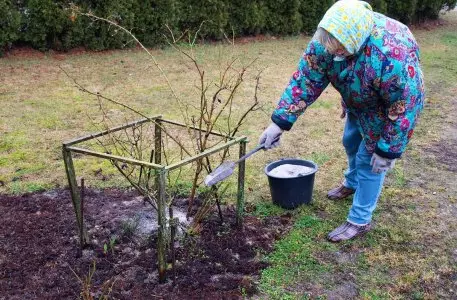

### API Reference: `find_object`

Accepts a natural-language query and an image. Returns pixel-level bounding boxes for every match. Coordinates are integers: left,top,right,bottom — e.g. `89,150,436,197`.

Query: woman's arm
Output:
272,40,331,131
376,51,425,158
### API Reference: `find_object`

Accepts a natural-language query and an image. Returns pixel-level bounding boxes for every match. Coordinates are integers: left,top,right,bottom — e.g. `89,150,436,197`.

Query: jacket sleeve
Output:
271,40,331,131
376,51,425,159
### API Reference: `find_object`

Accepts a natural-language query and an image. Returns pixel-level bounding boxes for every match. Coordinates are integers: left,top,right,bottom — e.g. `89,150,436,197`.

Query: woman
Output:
259,0,425,242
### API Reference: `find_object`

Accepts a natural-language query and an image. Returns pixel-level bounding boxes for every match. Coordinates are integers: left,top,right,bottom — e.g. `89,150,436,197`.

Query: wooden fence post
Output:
62,146,88,247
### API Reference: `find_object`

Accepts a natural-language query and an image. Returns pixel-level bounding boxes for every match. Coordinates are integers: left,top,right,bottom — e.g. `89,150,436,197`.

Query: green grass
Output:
9,181,53,194
252,201,286,218
0,32,335,194
441,32,457,46
1,10,457,299
259,216,333,299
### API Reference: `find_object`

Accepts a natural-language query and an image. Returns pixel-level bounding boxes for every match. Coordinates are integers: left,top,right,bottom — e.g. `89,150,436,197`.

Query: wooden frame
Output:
62,115,247,282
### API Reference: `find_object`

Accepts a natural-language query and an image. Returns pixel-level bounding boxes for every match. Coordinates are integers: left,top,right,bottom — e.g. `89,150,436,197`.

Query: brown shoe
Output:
327,184,355,200
327,222,372,242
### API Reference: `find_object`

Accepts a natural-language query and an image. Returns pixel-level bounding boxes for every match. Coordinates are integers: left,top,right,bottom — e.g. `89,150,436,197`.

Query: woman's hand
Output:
259,123,284,149
370,153,396,174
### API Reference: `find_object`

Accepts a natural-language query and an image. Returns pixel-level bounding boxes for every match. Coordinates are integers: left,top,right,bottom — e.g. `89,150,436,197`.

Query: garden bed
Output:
0,188,292,299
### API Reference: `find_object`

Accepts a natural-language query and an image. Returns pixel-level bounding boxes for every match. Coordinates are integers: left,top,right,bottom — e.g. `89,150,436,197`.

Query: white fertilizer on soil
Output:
268,164,314,178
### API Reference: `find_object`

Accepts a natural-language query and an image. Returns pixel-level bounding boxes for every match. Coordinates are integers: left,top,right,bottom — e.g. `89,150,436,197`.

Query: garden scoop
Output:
204,137,279,186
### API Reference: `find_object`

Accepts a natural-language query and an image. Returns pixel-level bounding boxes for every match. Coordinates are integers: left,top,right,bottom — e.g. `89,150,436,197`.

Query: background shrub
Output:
264,0,303,35
177,0,229,40
300,0,335,34
21,0,68,50
0,0,455,53
0,0,21,53
227,0,268,36
368,0,388,14
415,0,457,21
79,0,137,50
132,0,178,47
367,0,457,23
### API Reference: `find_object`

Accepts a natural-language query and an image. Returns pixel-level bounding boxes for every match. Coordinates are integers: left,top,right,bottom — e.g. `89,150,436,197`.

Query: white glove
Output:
370,153,396,174
259,122,284,149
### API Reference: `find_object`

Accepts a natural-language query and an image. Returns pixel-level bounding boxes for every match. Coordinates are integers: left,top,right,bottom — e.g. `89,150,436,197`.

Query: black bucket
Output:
264,158,318,209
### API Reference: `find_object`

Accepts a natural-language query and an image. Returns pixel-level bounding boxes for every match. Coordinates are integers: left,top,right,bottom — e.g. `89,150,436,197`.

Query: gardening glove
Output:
370,153,396,174
259,122,284,149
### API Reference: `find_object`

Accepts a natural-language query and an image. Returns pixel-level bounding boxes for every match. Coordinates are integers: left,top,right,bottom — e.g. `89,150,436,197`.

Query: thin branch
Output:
165,24,189,44
230,70,263,137
192,21,207,47
74,9,190,127
112,160,158,211
60,66,192,157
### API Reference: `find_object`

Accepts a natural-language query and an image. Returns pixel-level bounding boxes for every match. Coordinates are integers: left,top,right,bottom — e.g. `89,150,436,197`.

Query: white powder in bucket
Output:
268,164,314,178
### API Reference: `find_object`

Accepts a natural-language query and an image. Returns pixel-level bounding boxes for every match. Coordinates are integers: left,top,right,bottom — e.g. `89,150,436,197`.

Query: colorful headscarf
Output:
318,0,374,54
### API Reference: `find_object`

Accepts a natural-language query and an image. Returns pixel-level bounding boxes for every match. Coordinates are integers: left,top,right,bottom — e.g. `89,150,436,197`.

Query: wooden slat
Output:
63,115,162,146
66,146,164,169
165,136,247,171
160,119,232,139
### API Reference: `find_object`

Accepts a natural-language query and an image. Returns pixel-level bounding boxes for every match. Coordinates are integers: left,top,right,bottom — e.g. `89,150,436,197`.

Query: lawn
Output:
1,10,457,299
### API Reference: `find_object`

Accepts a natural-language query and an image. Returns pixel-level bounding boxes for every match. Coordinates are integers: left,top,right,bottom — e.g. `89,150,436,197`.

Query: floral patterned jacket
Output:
272,13,425,159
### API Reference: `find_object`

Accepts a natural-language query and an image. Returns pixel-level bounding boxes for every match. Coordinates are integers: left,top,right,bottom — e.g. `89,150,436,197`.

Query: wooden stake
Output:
169,205,177,282
154,119,162,165
62,146,88,247
80,177,85,246
157,169,167,283
236,141,247,228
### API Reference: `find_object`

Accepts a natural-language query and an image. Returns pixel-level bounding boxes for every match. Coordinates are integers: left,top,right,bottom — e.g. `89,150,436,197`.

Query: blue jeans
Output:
342,114,386,225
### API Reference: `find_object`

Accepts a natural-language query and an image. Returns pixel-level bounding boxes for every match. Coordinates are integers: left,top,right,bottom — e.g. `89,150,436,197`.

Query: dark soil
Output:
0,188,292,299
